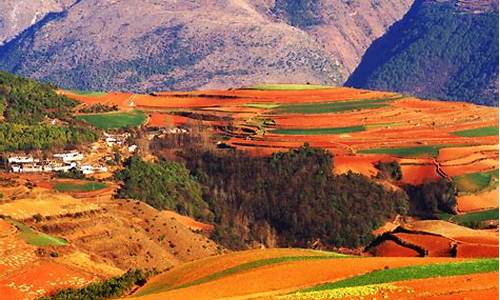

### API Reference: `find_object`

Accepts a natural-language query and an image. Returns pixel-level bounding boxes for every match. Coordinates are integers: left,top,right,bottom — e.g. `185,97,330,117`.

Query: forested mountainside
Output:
347,0,499,106
0,71,97,151
0,0,412,92
0,0,75,45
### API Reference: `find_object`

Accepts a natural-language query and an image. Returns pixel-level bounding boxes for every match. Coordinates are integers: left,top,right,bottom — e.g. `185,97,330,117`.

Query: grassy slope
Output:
359,145,442,157
54,182,107,192
452,126,499,137
301,259,498,292
451,209,499,225
272,98,399,114
8,219,68,247
272,126,366,135
136,254,346,296
76,110,146,129
68,90,107,97
453,169,499,193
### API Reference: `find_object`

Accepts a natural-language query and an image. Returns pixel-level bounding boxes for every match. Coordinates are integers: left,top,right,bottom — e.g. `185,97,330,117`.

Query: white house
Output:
54,151,84,162
8,156,36,164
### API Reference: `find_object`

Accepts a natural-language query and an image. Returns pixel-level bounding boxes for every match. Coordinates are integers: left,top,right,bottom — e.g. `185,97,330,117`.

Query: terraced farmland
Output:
76,110,146,129
63,86,499,300
129,249,496,300
54,181,107,192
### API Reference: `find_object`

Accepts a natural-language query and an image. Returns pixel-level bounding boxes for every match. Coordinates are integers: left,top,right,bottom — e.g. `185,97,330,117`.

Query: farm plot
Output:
400,162,441,185
54,181,107,193
272,126,366,135
243,84,335,91
135,248,335,297
452,126,499,137
67,90,107,97
272,97,401,114
0,261,96,300
457,187,499,212
7,219,67,247
297,259,497,292
282,262,498,300
76,110,146,129
401,220,498,245
359,145,444,157
0,193,99,219
453,169,498,194
450,208,499,226
130,256,458,300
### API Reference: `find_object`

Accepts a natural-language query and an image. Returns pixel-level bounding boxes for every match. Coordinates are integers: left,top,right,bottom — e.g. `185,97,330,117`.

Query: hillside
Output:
0,0,75,46
0,74,497,299
66,84,499,251
0,71,98,151
129,249,497,300
347,0,499,106
0,0,412,92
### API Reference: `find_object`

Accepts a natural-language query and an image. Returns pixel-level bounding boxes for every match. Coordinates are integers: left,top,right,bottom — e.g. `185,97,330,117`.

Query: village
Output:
2,132,134,175
1,126,193,176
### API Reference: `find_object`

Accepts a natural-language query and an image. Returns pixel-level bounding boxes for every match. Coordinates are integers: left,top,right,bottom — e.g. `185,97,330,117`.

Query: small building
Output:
128,145,138,153
54,151,84,162
103,132,130,146
8,156,36,164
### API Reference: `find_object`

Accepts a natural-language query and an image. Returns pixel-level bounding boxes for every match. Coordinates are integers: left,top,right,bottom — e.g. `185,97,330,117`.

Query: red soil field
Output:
160,210,214,234
61,91,133,108
147,113,174,127
0,261,95,300
369,240,420,257
146,113,190,127
381,271,498,300
0,219,12,232
334,154,389,177
393,233,452,257
400,164,441,185
140,249,328,292
438,145,498,162
131,257,457,300
441,159,498,177
456,243,499,258
457,188,499,212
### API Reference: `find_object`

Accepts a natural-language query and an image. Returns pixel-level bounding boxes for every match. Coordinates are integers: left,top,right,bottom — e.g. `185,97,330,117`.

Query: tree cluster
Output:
375,161,402,180
404,178,457,218
0,71,99,151
39,269,151,300
78,103,118,114
180,144,409,249
0,71,78,124
0,123,97,152
115,156,211,220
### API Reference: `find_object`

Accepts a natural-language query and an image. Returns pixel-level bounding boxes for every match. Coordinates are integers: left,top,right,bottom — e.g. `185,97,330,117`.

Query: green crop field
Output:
77,110,147,129
301,259,498,293
272,97,401,114
136,253,347,296
272,126,366,135
451,209,499,225
54,181,107,192
243,84,334,91
8,219,68,247
453,169,499,194
69,90,107,97
452,126,499,137
243,103,280,109
359,145,443,157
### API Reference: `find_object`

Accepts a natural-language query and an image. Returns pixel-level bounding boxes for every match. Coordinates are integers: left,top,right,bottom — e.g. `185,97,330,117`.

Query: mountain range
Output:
0,0,497,105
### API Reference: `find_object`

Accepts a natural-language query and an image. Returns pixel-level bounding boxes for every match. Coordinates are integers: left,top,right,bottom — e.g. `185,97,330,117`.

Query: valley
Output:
0,79,497,299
